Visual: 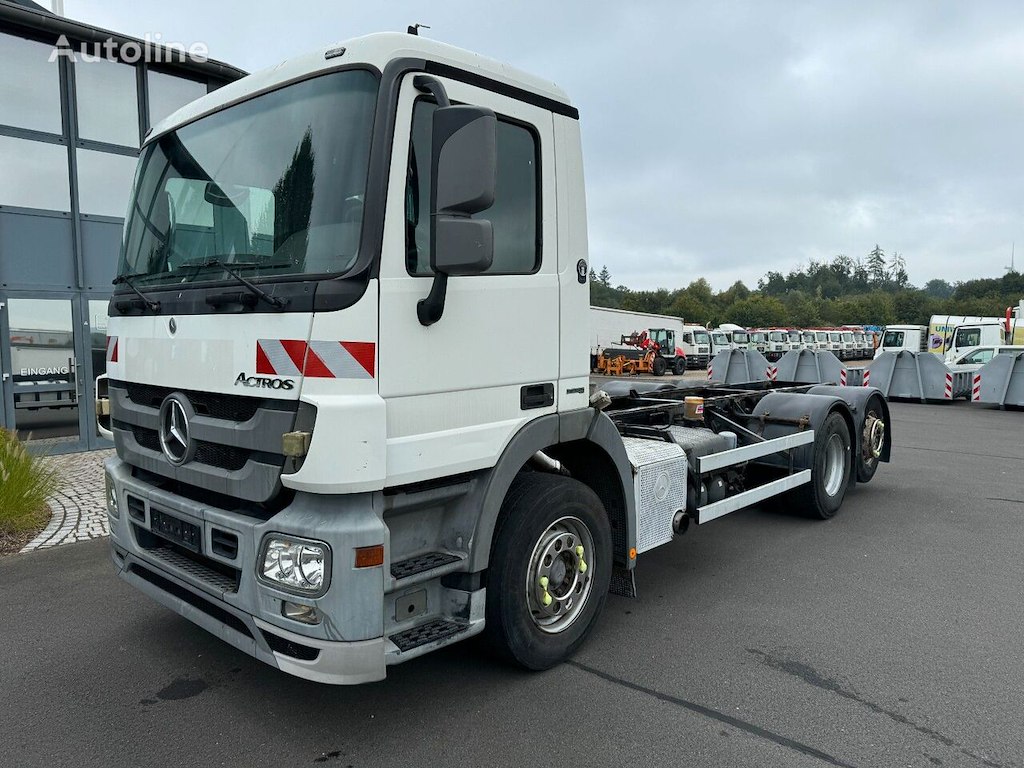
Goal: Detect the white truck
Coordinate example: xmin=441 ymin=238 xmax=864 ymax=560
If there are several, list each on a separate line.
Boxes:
xmin=874 ymin=325 xmax=928 ymax=358
xmin=709 ymin=329 xmax=733 ymax=357
xmin=929 ymin=311 xmax=1024 ymax=362
xmin=101 ymin=33 xmax=893 ymax=685
xmin=590 ymin=306 xmax=687 ymax=375
xmin=680 ymin=324 xmax=712 ymax=369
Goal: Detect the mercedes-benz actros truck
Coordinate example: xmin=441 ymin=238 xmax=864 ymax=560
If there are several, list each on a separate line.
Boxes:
xmin=102 ymin=32 xmax=892 ymax=684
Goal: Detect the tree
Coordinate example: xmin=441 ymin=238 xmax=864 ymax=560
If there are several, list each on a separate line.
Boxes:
xmin=923 ymin=278 xmax=954 ymax=299
xmin=890 ymin=251 xmax=909 ymax=288
xmin=598 ymin=265 xmax=611 ymax=287
xmin=866 ymin=244 xmax=887 ymax=285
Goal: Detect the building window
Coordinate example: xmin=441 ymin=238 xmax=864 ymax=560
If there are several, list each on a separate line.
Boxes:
xmin=0 ymin=33 xmax=63 ymax=134
xmin=406 ymin=100 xmax=541 ymax=276
xmin=147 ymin=69 xmax=207 ymax=128
xmin=77 ymin=149 xmax=138 ymax=217
xmin=74 ymin=57 xmax=139 ymax=147
xmin=0 ymin=135 xmax=70 ymax=211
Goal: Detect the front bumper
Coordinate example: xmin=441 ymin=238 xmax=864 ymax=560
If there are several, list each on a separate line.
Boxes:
xmin=105 ymin=457 xmax=389 ymax=685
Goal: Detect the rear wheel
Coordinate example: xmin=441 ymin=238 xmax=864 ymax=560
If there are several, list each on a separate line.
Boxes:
xmin=486 ymin=473 xmax=612 ymax=670
xmin=652 ymin=356 xmax=668 ymax=376
xmin=794 ymin=412 xmax=853 ymax=519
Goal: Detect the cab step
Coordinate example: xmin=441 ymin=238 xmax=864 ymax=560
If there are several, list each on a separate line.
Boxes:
xmin=389 ymin=618 xmax=468 ymax=653
xmin=390 ymin=551 xmax=464 ymax=582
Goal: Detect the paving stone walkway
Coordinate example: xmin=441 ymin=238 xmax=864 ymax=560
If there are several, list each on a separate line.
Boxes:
xmin=20 ymin=449 xmax=115 ymax=553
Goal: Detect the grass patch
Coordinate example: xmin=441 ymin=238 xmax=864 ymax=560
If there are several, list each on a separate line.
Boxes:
xmin=0 ymin=429 xmax=60 ymax=553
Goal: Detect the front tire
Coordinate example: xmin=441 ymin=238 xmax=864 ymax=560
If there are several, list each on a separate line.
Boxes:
xmin=672 ymin=357 xmax=686 ymax=375
xmin=486 ymin=473 xmax=612 ymax=670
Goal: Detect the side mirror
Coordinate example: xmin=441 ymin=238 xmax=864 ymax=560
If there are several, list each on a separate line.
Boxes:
xmin=431 ymin=104 xmax=497 ymax=275
xmin=417 ymin=102 xmax=497 ymax=326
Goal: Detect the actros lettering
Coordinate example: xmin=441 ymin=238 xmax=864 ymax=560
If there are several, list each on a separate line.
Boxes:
xmin=234 ymin=372 xmax=295 ymax=390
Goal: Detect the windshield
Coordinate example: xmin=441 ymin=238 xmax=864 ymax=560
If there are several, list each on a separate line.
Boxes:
xmin=882 ymin=330 xmax=904 ymax=347
xmin=816 ymin=332 xmax=827 ymax=341
xmin=751 ymin=332 xmax=766 ymax=343
xmin=118 ymin=70 xmax=378 ymax=286
xmin=694 ymin=330 xmax=710 ymax=345
xmin=712 ymin=333 xmax=727 ymax=345
xmin=788 ymin=331 xmax=800 ymax=342
xmin=733 ymin=332 xmax=749 ymax=343
xmin=842 ymin=332 xmax=854 ymax=342
xmin=955 ymin=327 xmax=982 ymax=348
xmin=769 ymin=331 xmax=786 ymax=342
xmin=802 ymin=332 xmax=815 ymax=343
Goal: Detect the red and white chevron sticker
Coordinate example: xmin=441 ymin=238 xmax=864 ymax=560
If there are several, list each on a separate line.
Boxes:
xmin=839 ymin=369 xmax=848 ymax=387
xmin=972 ymin=373 xmax=981 ymax=402
xmin=862 ymin=369 xmax=871 ymax=387
xmin=943 ymin=371 xmax=953 ymax=399
xmin=256 ymin=339 xmax=375 ymax=379
xmin=106 ymin=336 xmax=119 ymax=363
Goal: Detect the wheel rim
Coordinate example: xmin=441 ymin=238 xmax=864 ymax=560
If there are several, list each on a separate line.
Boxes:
xmin=862 ymin=411 xmax=885 ymax=462
xmin=526 ymin=516 xmax=595 ymax=634
xmin=823 ymin=433 xmax=847 ymax=497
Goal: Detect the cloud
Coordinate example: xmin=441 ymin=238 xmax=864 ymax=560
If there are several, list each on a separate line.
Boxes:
xmin=68 ymin=0 xmax=1024 ymax=289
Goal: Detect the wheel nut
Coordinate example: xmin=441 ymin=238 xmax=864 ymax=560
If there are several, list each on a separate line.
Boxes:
xmin=578 ymin=559 xmax=587 ymax=573
xmin=541 ymin=591 xmax=552 ymax=607
xmin=539 ymin=576 xmax=549 ymax=588
xmin=575 ymin=545 xmax=584 ymax=556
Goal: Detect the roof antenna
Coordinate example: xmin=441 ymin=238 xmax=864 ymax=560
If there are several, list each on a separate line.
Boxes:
xmin=408 ymin=23 xmax=430 ymax=36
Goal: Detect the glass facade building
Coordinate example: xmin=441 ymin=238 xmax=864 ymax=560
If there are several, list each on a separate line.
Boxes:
xmin=0 ymin=0 xmax=245 ymax=452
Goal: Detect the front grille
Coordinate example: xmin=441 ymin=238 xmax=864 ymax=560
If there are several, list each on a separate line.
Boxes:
xmin=194 ymin=441 xmax=248 ymax=471
xmin=125 ymin=382 xmax=262 ymax=422
xmin=124 ymin=422 xmax=250 ymax=472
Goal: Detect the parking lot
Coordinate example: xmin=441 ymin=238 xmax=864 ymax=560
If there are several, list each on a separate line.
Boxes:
xmin=2 ymin=401 xmax=1023 ymax=768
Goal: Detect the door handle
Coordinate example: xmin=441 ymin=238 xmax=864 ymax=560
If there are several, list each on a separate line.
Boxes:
xmin=520 ymin=383 xmax=554 ymax=410
xmin=1 ymin=373 xmax=9 ymax=382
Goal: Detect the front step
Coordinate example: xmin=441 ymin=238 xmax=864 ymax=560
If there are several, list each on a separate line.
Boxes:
xmin=389 ymin=618 xmax=467 ymax=653
xmin=391 ymin=551 xmax=461 ymax=580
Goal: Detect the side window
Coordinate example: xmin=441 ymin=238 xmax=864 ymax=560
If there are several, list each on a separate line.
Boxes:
xmin=406 ymin=98 xmax=540 ymax=275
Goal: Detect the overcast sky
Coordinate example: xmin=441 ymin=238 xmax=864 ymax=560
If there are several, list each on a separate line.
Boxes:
xmin=66 ymin=0 xmax=1024 ymax=292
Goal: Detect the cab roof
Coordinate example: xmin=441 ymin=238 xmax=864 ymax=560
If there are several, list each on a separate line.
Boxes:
xmin=148 ymin=32 xmax=574 ymax=142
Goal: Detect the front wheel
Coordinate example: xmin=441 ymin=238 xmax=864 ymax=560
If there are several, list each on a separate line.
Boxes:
xmin=672 ymin=357 xmax=686 ymax=375
xmin=486 ymin=473 xmax=613 ymax=670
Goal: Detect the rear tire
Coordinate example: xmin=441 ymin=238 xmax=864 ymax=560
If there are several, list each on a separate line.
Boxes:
xmin=652 ymin=356 xmax=668 ymax=376
xmin=486 ymin=473 xmax=612 ymax=670
xmin=794 ymin=412 xmax=853 ymax=519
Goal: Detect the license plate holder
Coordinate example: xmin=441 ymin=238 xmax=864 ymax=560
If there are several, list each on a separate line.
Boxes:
xmin=150 ymin=508 xmax=202 ymax=553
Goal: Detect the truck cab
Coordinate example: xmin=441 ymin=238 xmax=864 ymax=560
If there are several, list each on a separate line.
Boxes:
xmin=875 ymin=325 xmax=927 ymax=358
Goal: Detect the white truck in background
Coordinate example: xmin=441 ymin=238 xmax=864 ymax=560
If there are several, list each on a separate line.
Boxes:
xmin=590 ymin=306 xmax=688 ymax=375
xmin=680 ymin=324 xmax=712 ymax=369
xmin=709 ymin=329 xmax=733 ymax=357
xmin=929 ymin=307 xmax=1024 ymax=362
xmin=875 ymin=325 xmax=927 ymax=357
xmin=99 ymin=32 xmax=894 ymax=686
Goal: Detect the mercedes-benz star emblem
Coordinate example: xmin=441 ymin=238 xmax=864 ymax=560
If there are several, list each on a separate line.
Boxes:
xmin=168 ymin=318 xmax=177 ymax=335
xmin=158 ymin=394 xmax=195 ymax=465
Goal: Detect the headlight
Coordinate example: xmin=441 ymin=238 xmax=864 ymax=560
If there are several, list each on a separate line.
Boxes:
xmin=105 ymin=473 xmax=119 ymax=518
xmin=258 ymin=536 xmax=331 ymax=595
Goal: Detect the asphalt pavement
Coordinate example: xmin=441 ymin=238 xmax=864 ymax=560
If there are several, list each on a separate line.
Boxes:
xmin=2 ymin=402 xmax=1023 ymax=768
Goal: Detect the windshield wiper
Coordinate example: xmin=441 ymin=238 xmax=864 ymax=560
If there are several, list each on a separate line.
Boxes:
xmin=189 ymin=258 xmax=288 ymax=309
xmin=112 ymin=273 xmax=161 ymax=312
